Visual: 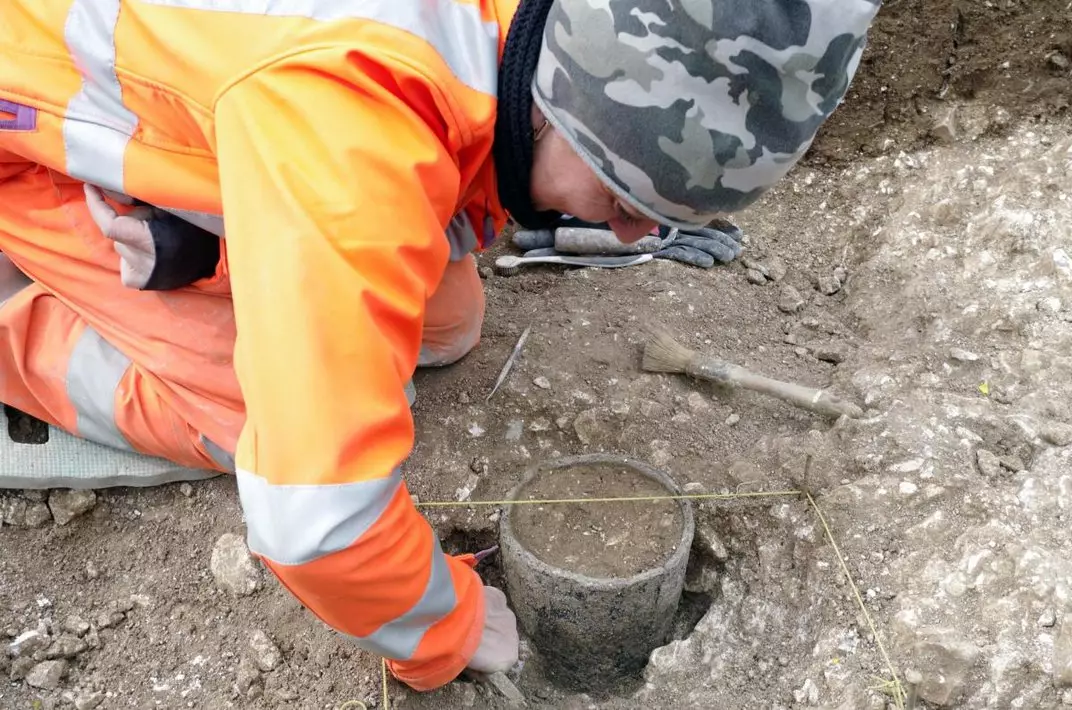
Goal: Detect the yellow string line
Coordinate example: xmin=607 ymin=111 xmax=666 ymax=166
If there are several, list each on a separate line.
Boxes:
xmin=382 ymin=658 xmax=390 ymax=710
xmin=804 ymin=490 xmax=905 ymax=710
xmin=415 ymin=489 xmax=803 ymax=508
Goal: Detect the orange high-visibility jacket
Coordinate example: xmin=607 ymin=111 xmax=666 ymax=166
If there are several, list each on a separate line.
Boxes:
xmin=0 ymin=0 xmax=519 ymax=689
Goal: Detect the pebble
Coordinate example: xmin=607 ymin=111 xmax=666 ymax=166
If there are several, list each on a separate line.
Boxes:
xmin=899 ymin=481 xmax=919 ymax=496
xmin=62 ymin=616 xmax=90 ymax=638
xmin=1049 ymin=50 xmax=1070 ymax=69
xmin=8 ymin=628 xmax=50 ymax=658
xmin=505 ymin=420 xmax=524 ymax=442
xmin=813 ymin=343 xmax=849 ymax=364
xmin=746 ymin=268 xmax=767 ymax=285
xmin=210 ymin=533 xmax=262 ymax=597
xmin=816 ymin=275 xmax=842 ymax=295
xmin=24 ymin=502 xmax=52 ymax=527
xmin=931 ymin=108 xmax=957 ymax=144
xmin=686 ymin=392 xmax=711 ymax=413
xmin=741 ymin=257 xmax=769 ymax=277
xmin=72 ymin=691 xmax=105 ymax=710
xmin=459 ymin=391 xmax=471 ymax=404
xmin=48 ymin=489 xmax=97 ymax=526
xmin=528 ymin=418 xmax=551 ymax=432
xmin=999 ymin=455 xmax=1025 ymax=472
xmin=94 ymin=609 xmax=126 ymax=630
xmin=1041 ymin=420 xmax=1072 ymax=447
xmin=45 ymin=635 xmax=88 ymax=660
xmin=532 ymin=376 xmax=551 ymax=390
xmin=1038 ymin=296 xmax=1062 ymax=314
xmin=683 ymin=482 xmax=705 ymax=494
xmin=2 ymin=498 xmax=28 ymax=526
xmin=1040 ymin=609 xmax=1057 ymax=628
xmin=573 ymin=409 xmax=607 ymax=446
xmin=9 ymin=656 xmax=35 ymax=680
xmin=975 ymin=449 xmax=1002 ymax=478
xmin=22 ymin=490 xmax=47 ymax=503
xmin=767 ymin=256 xmax=788 ymax=282
xmin=249 ymin=630 xmax=283 ymax=672
xmin=777 ymin=285 xmax=805 ymax=314
xmin=478 ymin=266 xmax=494 ymax=280
xmin=486 ymin=671 xmax=526 ymax=705
xmin=25 ymin=659 xmax=67 ymax=690
xmin=235 ymin=655 xmax=261 ymax=695
xmin=725 ymin=413 xmax=741 ymax=426
xmin=949 ymin=347 xmax=980 ymax=363
xmin=468 ymin=422 xmax=485 ymax=437
xmin=179 ymin=483 xmax=193 ymax=498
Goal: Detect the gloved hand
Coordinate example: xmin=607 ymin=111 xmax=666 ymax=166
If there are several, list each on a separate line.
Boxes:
xmin=652 ymin=218 xmax=744 ymax=268
xmin=85 ymin=184 xmax=220 ymax=291
xmin=466 ymin=585 xmax=520 ymax=674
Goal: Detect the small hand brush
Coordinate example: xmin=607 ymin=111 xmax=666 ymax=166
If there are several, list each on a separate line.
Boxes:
xmin=641 ymin=325 xmax=864 ymax=419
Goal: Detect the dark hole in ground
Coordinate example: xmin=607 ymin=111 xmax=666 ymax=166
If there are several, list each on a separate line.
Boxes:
xmin=4 ymin=405 xmax=49 ymax=444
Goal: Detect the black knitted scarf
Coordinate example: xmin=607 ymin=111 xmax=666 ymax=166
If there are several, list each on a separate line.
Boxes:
xmin=492 ymin=0 xmax=561 ymax=230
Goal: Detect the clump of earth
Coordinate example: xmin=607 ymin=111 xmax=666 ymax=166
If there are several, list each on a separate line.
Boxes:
xmin=3 ymin=2 xmax=1071 ymax=709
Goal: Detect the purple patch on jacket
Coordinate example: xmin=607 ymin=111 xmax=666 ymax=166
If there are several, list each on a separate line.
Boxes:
xmin=0 ymin=99 xmax=37 ymax=132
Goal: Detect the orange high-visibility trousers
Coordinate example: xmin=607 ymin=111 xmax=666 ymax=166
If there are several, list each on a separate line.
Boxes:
xmin=0 ymin=160 xmax=486 ymax=472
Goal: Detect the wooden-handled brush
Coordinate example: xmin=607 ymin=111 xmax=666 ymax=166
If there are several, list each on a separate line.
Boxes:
xmin=642 ymin=326 xmax=864 ymax=420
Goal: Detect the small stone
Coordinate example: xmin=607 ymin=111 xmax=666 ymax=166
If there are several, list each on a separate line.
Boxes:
xmin=179 ymin=483 xmax=193 ymax=498
xmin=793 ymin=678 xmax=819 ymax=705
xmin=21 ymin=490 xmax=47 ymax=503
xmin=975 ymin=449 xmax=1002 ymax=478
xmin=486 ymin=671 xmax=526 ymax=706
xmin=949 ymin=348 xmax=980 ymax=363
xmin=1038 ymin=297 xmax=1063 ymax=314
xmin=44 ymin=635 xmax=87 ymax=660
xmin=48 ymin=489 xmax=97 ymax=526
xmin=470 ymin=456 xmax=489 ymax=474
xmin=1049 ymin=51 xmax=1070 ymax=69
xmin=528 ymin=418 xmax=551 ymax=432
xmin=1063 ymin=688 xmax=1072 ymax=706
xmin=931 ymin=109 xmax=957 ymax=144
xmin=767 ymin=256 xmax=788 ymax=282
xmin=532 ymin=376 xmax=551 ymax=390
xmin=478 ymin=266 xmax=494 ymax=280
xmin=778 ymin=285 xmax=805 ymax=314
xmin=725 ymin=413 xmax=741 ymax=426
xmin=85 ymin=561 xmax=100 ymax=580
xmin=610 ymin=401 xmax=630 ymax=416
xmin=25 ymin=659 xmax=67 ymax=690
xmin=235 ymin=655 xmax=261 ymax=695
xmin=816 ymin=275 xmax=841 ymax=295
xmin=8 ymin=629 xmax=50 ymax=658
xmin=999 ymin=455 xmax=1025 ymax=472
xmin=1039 ymin=609 xmax=1057 ymax=628
xmin=459 ymin=391 xmax=471 ymax=404
xmin=9 ymin=656 xmax=35 ymax=680
xmin=210 ymin=533 xmax=262 ymax=597
xmin=249 ymin=630 xmax=283 ymax=672
xmin=467 ymin=422 xmax=485 ymax=437
xmin=899 ymin=481 xmax=919 ymax=495
xmin=94 ymin=610 xmax=125 ymax=630
xmin=741 ymin=257 xmax=769 ymax=276
xmin=505 ymin=419 xmax=524 ymax=442
xmin=73 ymin=691 xmax=104 ymax=710
xmin=573 ymin=409 xmax=609 ymax=446
xmin=683 ymin=482 xmax=705 ymax=494
xmin=1041 ymin=420 xmax=1072 ymax=447
xmin=813 ymin=343 xmax=849 ymax=364
xmin=555 ymin=415 xmax=571 ymax=430
xmin=2 ymin=498 xmax=28 ymax=526
xmin=62 ymin=616 xmax=90 ymax=638
xmin=746 ymin=268 xmax=767 ymax=285
xmin=455 ymin=474 xmax=480 ymax=502
xmin=24 ymin=502 xmax=52 ymax=527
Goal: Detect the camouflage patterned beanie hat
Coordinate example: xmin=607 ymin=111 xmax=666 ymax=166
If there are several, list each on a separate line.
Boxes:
xmin=532 ymin=0 xmax=883 ymax=228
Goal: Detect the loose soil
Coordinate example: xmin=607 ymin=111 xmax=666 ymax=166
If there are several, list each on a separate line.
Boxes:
xmin=509 ymin=463 xmax=683 ymax=579
xmin=2 ymin=3 xmax=1071 ymax=709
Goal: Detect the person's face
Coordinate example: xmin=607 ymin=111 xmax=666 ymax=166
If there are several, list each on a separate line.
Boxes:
xmin=529 ymin=123 xmax=659 ymax=243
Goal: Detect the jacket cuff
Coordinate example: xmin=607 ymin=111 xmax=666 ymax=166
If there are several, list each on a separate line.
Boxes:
xmin=385 ymin=563 xmax=486 ymax=691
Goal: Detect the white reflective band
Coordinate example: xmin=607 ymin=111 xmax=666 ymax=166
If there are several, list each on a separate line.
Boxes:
xmin=350 ymin=535 xmax=458 ymax=659
xmin=200 ymin=435 xmax=236 ymax=471
xmin=236 ymin=466 xmax=404 ymax=566
xmin=143 ymin=0 xmax=499 ymax=96
xmin=62 ymin=0 xmax=137 ymax=193
xmin=66 ymin=326 xmax=133 ymax=451
xmin=0 ymin=255 xmax=32 ymax=308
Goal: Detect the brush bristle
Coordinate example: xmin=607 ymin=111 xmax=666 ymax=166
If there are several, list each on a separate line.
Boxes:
xmin=641 ymin=325 xmax=694 ymax=373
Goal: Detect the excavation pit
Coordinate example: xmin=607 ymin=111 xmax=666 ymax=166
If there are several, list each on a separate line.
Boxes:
xmin=500 ymin=454 xmax=694 ymax=692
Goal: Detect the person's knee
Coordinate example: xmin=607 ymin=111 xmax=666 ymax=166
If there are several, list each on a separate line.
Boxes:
xmin=418 ymin=255 xmax=486 ymax=367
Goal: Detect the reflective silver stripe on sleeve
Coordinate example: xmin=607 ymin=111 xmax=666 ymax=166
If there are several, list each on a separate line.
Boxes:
xmin=161 ymin=208 xmax=226 ymax=238
xmin=235 ymin=466 xmax=404 ymax=566
xmin=200 ymin=435 xmax=236 ymax=471
xmin=142 ymin=0 xmax=499 ymax=97
xmin=62 ymin=0 xmax=137 ymax=193
xmin=66 ymin=326 xmax=133 ymax=451
xmin=0 ymin=255 xmax=31 ymax=308
xmin=350 ymin=535 xmax=458 ymax=659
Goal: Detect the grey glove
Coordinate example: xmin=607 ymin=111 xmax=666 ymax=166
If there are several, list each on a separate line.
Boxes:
xmin=653 ymin=219 xmax=744 ymax=268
